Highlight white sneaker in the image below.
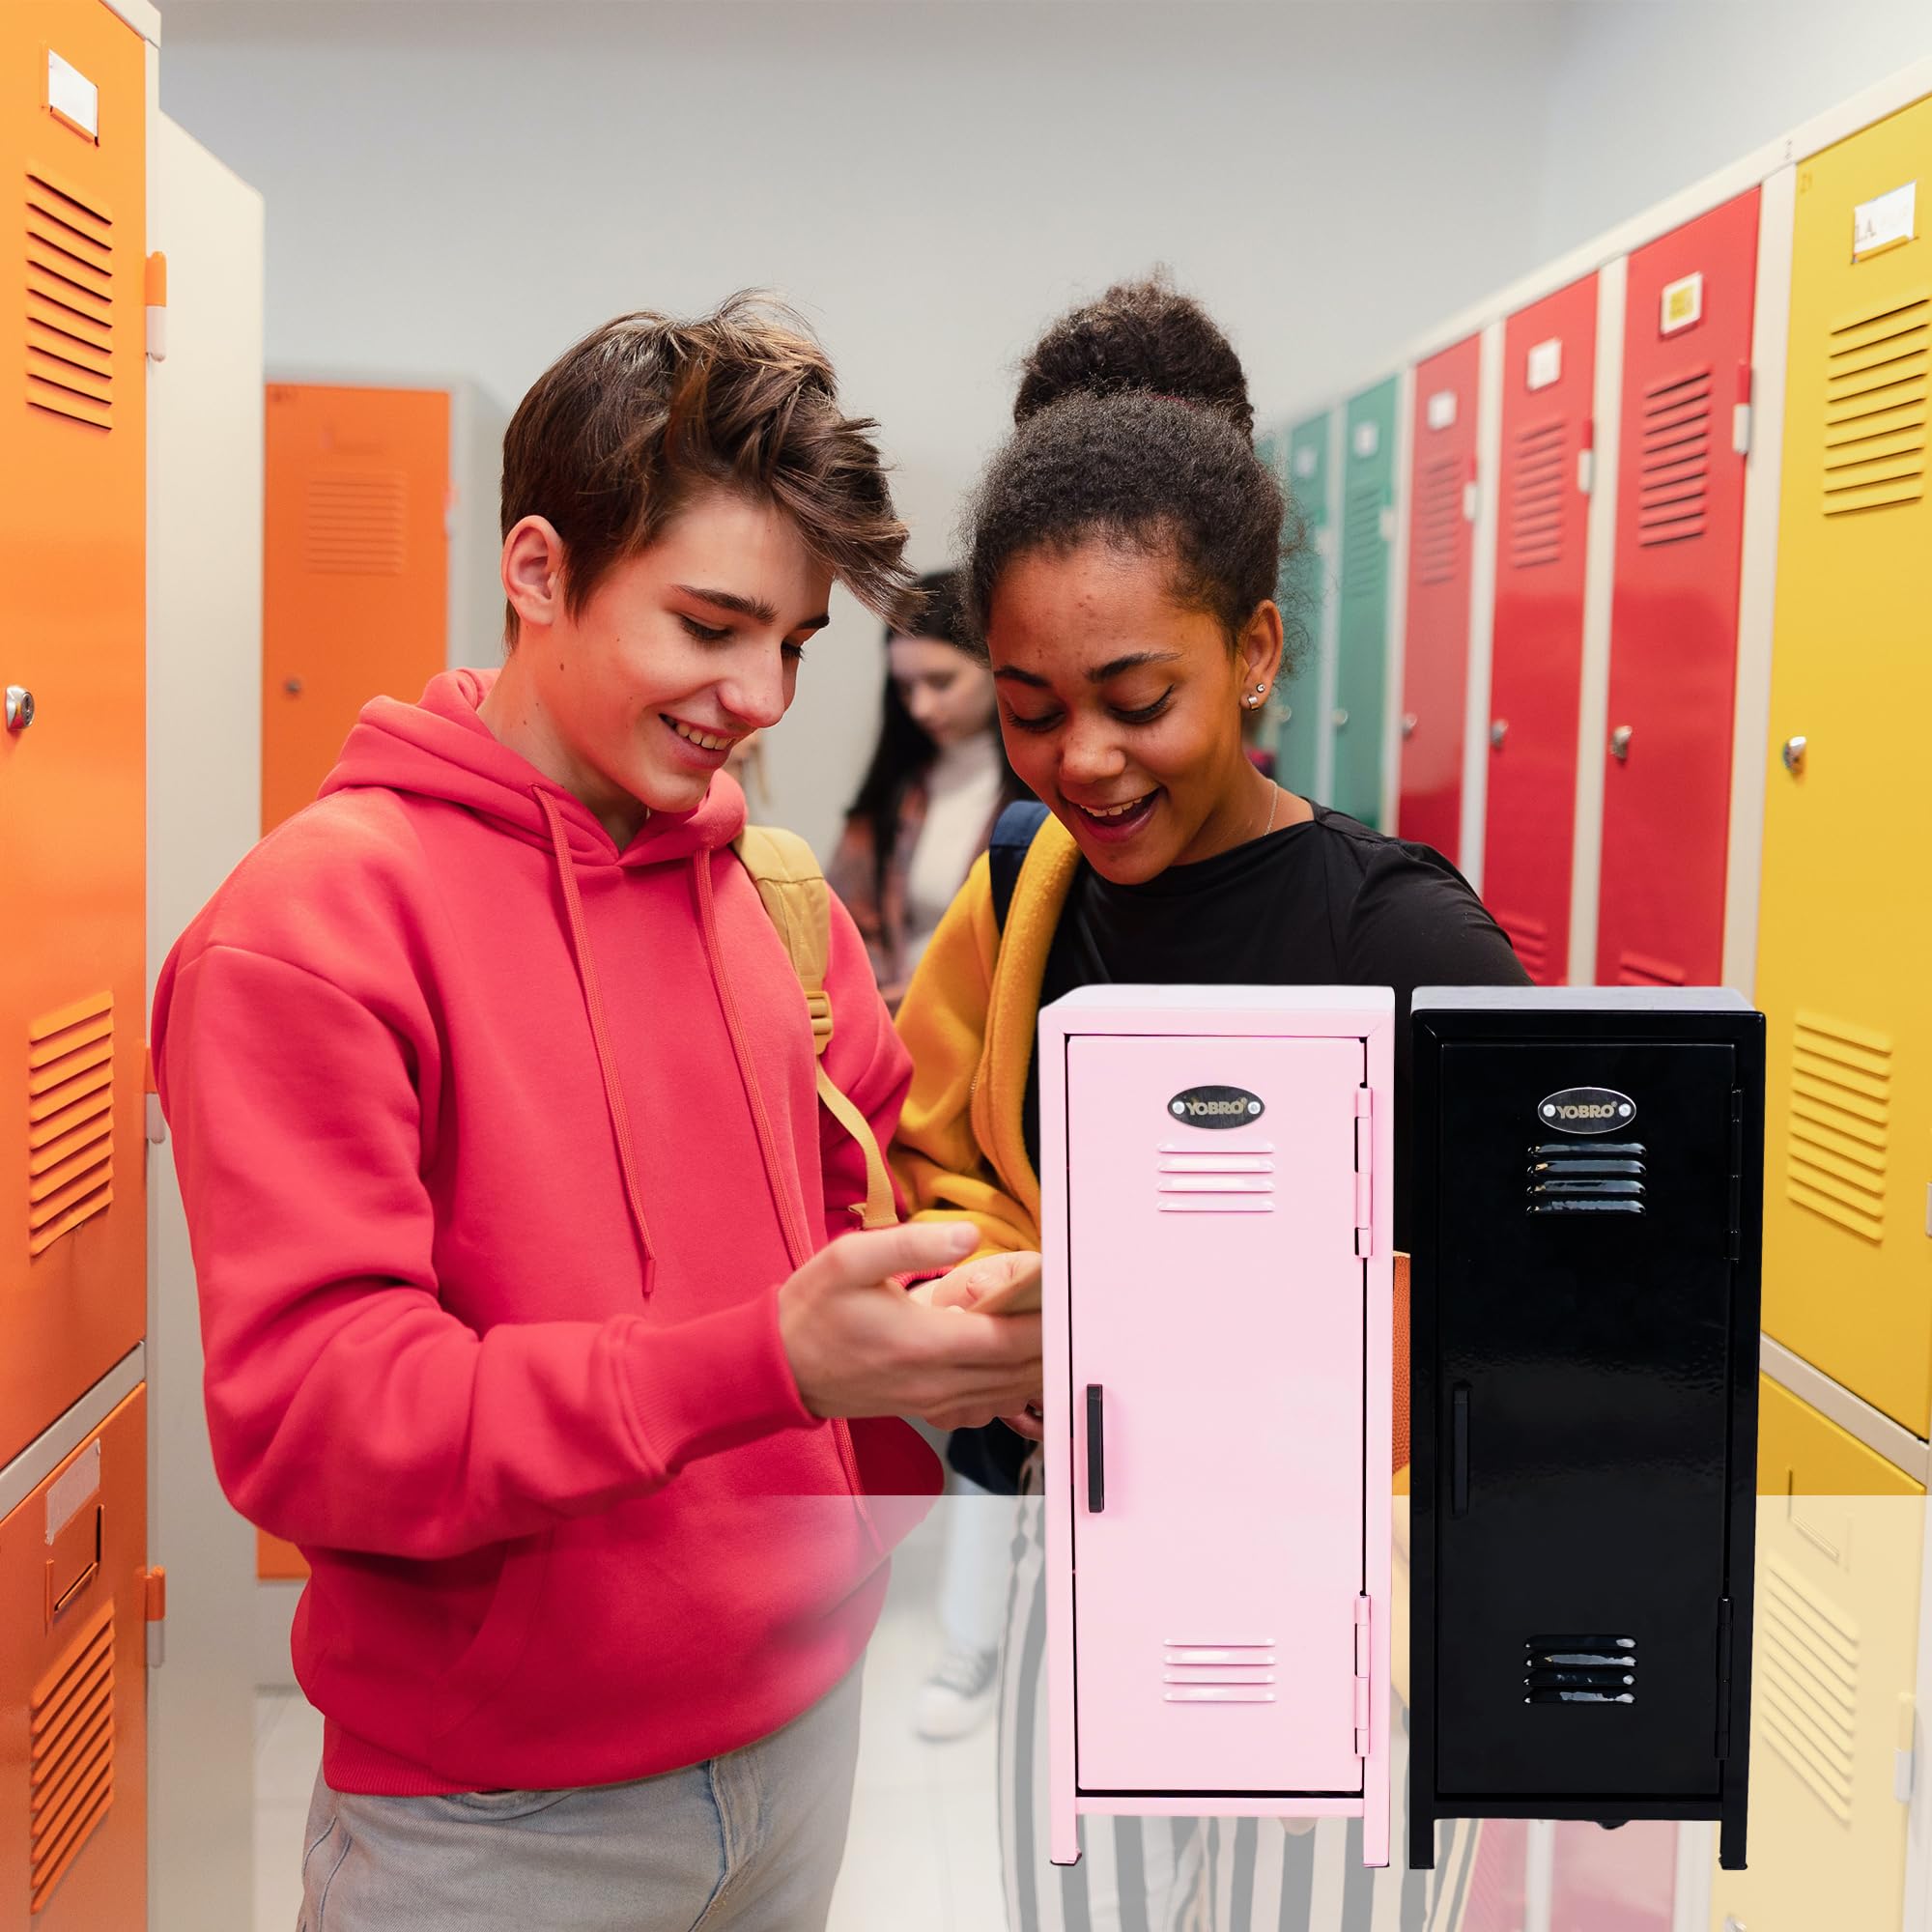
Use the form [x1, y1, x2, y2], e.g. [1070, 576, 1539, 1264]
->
[913, 1640, 999, 1742]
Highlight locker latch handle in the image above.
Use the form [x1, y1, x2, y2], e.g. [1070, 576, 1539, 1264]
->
[1086, 1384, 1106, 1514]
[1451, 1386, 1470, 1517]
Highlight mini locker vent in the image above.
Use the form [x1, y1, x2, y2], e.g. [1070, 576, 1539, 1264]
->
[1758, 1554, 1857, 1821]
[1785, 1009, 1889, 1241]
[1409, 987, 1762, 1872]
[1398, 335, 1481, 861]
[25, 172, 114, 427]
[1598, 188, 1762, 994]
[30, 1602, 116, 1913]
[1483, 277, 1599, 985]
[1039, 986, 1394, 1869]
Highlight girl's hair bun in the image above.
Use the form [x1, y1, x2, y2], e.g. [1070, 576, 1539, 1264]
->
[1014, 271, 1254, 441]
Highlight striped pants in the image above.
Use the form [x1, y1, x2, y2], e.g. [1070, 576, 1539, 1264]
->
[996, 1470, 1480, 1932]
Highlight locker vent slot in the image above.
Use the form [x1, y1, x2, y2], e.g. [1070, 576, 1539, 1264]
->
[1527, 1145, 1646, 1215]
[29, 1601, 116, 1914]
[1342, 484, 1382, 600]
[1635, 367, 1713, 547]
[27, 992, 115, 1256]
[1415, 453, 1463, 586]
[25, 173, 114, 430]
[1822, 293, 1928, 517]
[304, 470, 409, 576]
[1617, 949, 1687, 989]
[1156, 1150, 1275, 1214]
[1523, 1634, 1635, 1702]
[1761, 1554, 1857, 1823]
[1163, 1640, 1277, 1702]
[1785, 1010, 1889, 1243]
[1505, 417, 1567, 570]
[1495, 911, 1548, 980]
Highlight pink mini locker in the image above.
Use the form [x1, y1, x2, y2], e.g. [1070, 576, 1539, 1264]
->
[1038, 985, 1395, 1868]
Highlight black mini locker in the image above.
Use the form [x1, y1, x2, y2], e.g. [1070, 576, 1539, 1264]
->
[1408, 987, 1761, 1871]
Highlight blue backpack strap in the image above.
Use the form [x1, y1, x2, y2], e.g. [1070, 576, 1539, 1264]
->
[988, 801, 1051, 935]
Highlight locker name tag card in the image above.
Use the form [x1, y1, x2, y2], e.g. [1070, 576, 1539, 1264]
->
[1660, 272, 1704, 335]
[1537, 1086, 1636, 1133]
[1169, 1084, 1265, 1127]
[46, 49, 100, 141]
[1526, 337, 1563, 390]
[1352, 420, 1380, 459]
[1427, 388, 1459, 431]
[1293, 444, 1320, 479]
[1854, 181, 1917, 261]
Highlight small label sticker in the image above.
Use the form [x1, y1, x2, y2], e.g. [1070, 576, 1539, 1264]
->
[1293, 444, 1319, 480]
[46, 49, 99, 141]
[1854, 181, 1917, 261]
[1352, 420, 1379, 460]
[1526, 337, 1563, 391]
[1661, 271, 1704, 335]
[1427, 388, 1459, 431]
[45, 1440, 100, 1546]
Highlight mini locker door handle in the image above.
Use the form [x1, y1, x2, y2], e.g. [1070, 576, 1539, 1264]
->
[1451, 1387, 1470, 1516]
[1086, 1385, 1106, 1513]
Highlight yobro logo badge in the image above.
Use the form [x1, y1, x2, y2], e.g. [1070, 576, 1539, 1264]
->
[1169, 1086, 1264, 1128]
[1538, 1087, 1636, 1135]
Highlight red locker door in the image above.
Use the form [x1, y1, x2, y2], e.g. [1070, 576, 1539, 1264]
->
[1397, 334, 1482, 859]
[1482, 276, 1598, 984]
[1597, 190, 1759, 989]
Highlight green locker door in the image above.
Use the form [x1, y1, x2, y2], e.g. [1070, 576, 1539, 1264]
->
[1335, 378, 1399, 827]
[1275, 410, 1334, 798]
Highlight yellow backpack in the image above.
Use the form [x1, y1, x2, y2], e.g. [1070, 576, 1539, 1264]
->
[733, 824, 898, 1232]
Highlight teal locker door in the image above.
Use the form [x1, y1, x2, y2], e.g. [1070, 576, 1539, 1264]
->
[1334, 378, 1399, 827]
[1275, 410, 1333, 797]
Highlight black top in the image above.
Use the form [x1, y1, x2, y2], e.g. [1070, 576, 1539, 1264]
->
[954, 805, 1530, 1495]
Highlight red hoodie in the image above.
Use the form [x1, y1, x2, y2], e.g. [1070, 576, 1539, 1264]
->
[153, 668, 939, 1796]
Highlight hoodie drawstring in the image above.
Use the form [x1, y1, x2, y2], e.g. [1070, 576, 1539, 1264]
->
[536, 788, 658, 1295]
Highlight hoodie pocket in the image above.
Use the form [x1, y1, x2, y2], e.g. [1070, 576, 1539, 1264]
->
[426, 1529, 554, 1745]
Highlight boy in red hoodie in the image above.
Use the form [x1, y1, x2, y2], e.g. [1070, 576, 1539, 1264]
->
[153, 298, 1041, 1930]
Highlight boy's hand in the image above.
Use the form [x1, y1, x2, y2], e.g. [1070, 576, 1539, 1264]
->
[779, 1224, 1043, 1432]
[917, 1249, 1040, 1314]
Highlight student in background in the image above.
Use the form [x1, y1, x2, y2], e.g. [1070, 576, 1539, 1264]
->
[830, 568, 1031, 1013]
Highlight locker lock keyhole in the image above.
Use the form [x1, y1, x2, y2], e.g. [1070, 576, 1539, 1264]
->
[1781, 734, 1806, 776]
[284, 678, 304, 696]
[4, 685, 33, 731]
[1489, 719, 1508, 751]
[1610, 724, 1634, 763]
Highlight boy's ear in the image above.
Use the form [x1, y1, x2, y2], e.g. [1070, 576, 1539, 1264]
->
[502, 516, 567, 634]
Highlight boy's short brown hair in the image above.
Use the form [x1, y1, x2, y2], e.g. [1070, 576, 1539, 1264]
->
[501, 294, 915, 638]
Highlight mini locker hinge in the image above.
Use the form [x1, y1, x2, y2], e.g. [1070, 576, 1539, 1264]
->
[142, 1567, 167, 1669]
[144, 1045, 167, 1147]
[1461, 454, 1478, 524]
[1577, 419, 1596, 496]
[1896, 1693, 1917, 1803]
[1726, 1090, 1744, 1262]
[1716, 1597, 1734, 1759]
[1353, 1088, 1373, 1257]
[145, 252, 168, 363]
[1732, 364, 1753, 456]
[1353, 1596, 1372, 1757]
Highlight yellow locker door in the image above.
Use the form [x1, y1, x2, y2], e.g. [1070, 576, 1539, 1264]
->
[1757, 95, 1932, 1434]
[1709, 1378, 1923, 1932]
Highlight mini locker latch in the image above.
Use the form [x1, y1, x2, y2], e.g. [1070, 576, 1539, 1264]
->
[1086, 1385, 1106, 1513]
[1451, 1387, 1470, 1517]
[1354, 1088, 1374, 1257]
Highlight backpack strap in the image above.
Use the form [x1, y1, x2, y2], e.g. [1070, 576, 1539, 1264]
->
[733, 824, 898, 1231]
[988, 800, 1051, 935]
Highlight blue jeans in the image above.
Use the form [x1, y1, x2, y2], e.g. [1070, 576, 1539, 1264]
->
[298, 1665, 863, 1931]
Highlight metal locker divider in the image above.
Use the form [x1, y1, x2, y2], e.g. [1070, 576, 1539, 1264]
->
[1598, 190, 1763, 994]
[1480, 277, 1600, 986]
[1333, 380, 1399, 829]
[1, 0, 151, 1470]
[1755, 90, 1932, 1437]
[1706, 1377, 1923, 1932]
[261, 382, 453, 835]
[1397, 334, 1482, 862]
[0, 1372, 150, 1927]
[1275, 409, 1336, 802]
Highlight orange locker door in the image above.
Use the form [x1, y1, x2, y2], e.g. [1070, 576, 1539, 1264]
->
[262, 384, 450, 833]
[1598, 190, 1761, 990]
[0, 0, 149, 1466]
[0, 1384, 149, 1927]
[1397, 333, 1482, 861]
[1481, 275, 1598, 984]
